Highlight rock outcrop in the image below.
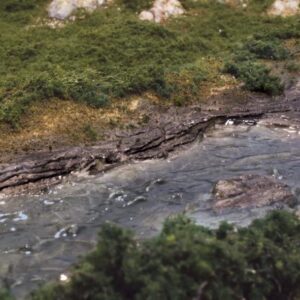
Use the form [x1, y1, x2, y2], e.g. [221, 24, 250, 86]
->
[268, 0, 299, 16]
[139, 0, 185, 23]
[48, 0, 107, 20]
[213, 174, 297, 213]
[1, 78, 300, 194]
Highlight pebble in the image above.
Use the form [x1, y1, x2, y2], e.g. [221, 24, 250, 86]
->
[225, 120, 234, 126]
[43, 200, 55, 206]
[60, 274, 69, 282]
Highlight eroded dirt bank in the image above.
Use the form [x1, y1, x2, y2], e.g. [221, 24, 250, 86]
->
[1, 80, 300, 194]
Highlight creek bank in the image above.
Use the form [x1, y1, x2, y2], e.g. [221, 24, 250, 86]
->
[1, 85, 300, 195]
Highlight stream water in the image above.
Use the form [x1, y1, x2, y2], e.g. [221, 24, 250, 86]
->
[1, 122, 300, 298]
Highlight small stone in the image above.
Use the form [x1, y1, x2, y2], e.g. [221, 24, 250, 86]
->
[139, 10, 154, 21]
[60, 274, 69, 282]
[225, 120, 234, 126]
[43, 199, 55, 206]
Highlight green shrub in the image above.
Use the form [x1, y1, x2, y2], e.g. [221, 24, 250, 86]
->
[3, 0, 37, 12]
[0, 290, 13, 300]
[244, 39, 290, 60]
[116, 0, 152, 11]
[247, 0, 275, 12]
[223, 36, 289, 95]
[286, 62, 300, 73]
[31, 211, 300, 300]
[224, 60, 283, 95]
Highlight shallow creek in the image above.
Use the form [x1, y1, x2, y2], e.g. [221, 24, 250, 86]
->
[1, 122, 300, 298]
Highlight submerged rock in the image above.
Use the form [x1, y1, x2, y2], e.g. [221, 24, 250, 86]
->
[48, 0, 107, 20]
[139, 0, 185, 23]
[213, 174, 297, 213]
[268, 0, 299, 16]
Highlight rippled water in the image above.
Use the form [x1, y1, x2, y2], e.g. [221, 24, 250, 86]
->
[1, 123, 300, 298]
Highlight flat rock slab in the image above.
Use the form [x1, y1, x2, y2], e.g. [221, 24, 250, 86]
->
[213, 174, 297, 213]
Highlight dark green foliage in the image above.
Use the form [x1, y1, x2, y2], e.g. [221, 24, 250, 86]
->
[0, 0, 46, 23]
[0, 290, 14, 300]
[247, 0, 275, 12]
[4, 1, 35, 12]
[244, 39, 290, 60]
[223, 35, 290, 95]
[31, 211, 300, 300]
[224, 60, 283, 95]
[116, 0, 152, 11]
[1, 0, 43, 12]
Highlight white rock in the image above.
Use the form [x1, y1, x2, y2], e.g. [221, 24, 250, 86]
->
[48, 0, 76, 20]
[60, 274, 69, 282]
[48, 0, 108, 20]
[139, 0, 185, 23]
[225, 119, 234, 126]
[139, 10, 155, 21]
[268, 0, 299, 16]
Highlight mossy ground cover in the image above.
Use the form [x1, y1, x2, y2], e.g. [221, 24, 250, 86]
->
[26, 210, 300, 300]
[0, 0, 299, 129]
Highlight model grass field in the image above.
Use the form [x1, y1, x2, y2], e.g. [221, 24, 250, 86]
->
[0, 0, 299, 128]
[0, 1, 300, 299]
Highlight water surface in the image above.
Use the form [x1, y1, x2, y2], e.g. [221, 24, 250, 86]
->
[1, 123, 300, 298]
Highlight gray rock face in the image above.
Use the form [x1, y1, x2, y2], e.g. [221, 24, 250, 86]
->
[213, 174, 297, 213]
[48, 0, 107, 20]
